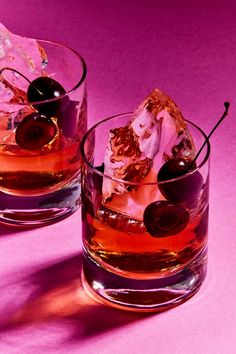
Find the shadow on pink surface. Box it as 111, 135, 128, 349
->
0, 223, 30, 236
0, 254, 151, 341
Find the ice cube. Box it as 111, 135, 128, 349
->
0, 24, 48, 130
102, 89, 196, 202
0, 77, 27, 111
0, 23, 47, 91
103, 125, 152, 199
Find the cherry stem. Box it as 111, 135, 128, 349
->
0, 66, 45, 98
191, 102, 230, 167
0, 67, 31, 84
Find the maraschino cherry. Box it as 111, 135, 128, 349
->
157, 157, 203, 205
157, 102, 230, 205
27, 76, 69, 114
143, 102, 230, 238
0, 67, 68, 150
15, 113, 57, 150
143, 201, 189, 237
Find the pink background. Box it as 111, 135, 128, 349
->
1, 0, 236, 353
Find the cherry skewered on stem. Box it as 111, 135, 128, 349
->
157, 102, 230, 205
0, 67, 69, 114
143, 102, 230, 238
157, 157, 203, 205
27, 76, 69, 115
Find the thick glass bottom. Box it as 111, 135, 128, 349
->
0, 179, 81, 227
81, 247, 207, 312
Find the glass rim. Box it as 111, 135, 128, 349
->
81, 112, 211, 186
0, 38, 87, 107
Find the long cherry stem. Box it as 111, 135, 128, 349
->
0, 66, 45, 97
191, 102, 230, 167
0, 67, 31, 84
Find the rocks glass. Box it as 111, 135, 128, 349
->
0, 40, 87, 226
81, 113, 210, 312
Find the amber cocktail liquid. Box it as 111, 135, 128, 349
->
0, 25, 87, 226
81, 92, 210, 312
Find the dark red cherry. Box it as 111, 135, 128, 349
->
143, 201, 189, 237
27, 77, 69, 114
157, 157, 204, 206
15, 113, 57, 150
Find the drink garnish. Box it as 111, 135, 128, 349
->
157, 102, 230, 205
0, 24, 68, 150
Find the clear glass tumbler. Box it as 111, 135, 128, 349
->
81, 113, 210, 312
0, 40, 87, 226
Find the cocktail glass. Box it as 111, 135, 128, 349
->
0, 40, 87, 226
80, 113, 210, 312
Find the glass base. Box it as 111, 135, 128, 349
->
0, 180, 81, 227
81, 247, 207, 312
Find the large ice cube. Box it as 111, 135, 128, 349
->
0, 24, 47, 127
102, 89, 196, 202
0, 23, 47, 92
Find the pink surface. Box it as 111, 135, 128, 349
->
0, 0, 236, 353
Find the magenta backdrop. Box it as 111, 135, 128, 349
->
0, 0, 236, 353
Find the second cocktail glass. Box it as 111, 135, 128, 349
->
81, 113, 210, 312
